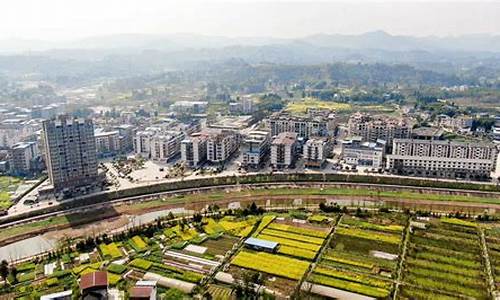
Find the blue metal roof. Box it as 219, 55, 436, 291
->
244, 237, 279, 249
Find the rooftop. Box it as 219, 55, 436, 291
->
80, 271, 108, 291
244, 237, 279, 249
272, 132, 298, 146
130, 286, 154, 299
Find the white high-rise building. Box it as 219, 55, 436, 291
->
42, 116, 99, 193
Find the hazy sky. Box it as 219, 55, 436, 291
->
1, 0, 500, 40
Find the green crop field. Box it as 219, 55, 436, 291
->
399, 218, 489, 299
0, 176, 23, 209
286, 99, 352, 113
308, 212, 405, 298
130, 235, 147, 251
99, 243, 122, 259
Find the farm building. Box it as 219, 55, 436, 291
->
130, 281, 157, 300
244, 237, 279, 253
143, 272, 196, 294
80, 271, 108, 300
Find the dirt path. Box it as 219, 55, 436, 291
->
392, 216, 412, 299
479, 228, 496, 297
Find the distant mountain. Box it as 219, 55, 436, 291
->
2, 31, 500, 54
1, 31, 500, 82
298, 31, 500, 53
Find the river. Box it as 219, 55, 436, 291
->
0, 207, 190, 262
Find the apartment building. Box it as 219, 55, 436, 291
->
150, 132, 185, 162
94, 130, 120, 157
271, 132, 298, 169
171, 101, 208, 116
42, 116, 99, 193
303, 137, 331, 168
9, 141, 41, 176
348, 112, 411, 145
134, 130, 155, 157
241, 130, 270, 168
267, 111, 335, 138
134, 127, 185, 162
386, 139, 498, 180
341, 137, 386, 168
0, 119, 41, 148
206, 130, 239, 163
181, 132, 209, 168
494, 117, 500, 144
115, 124, 136, 152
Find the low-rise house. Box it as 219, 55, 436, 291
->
80, 271, 108, 300
341, 137, 386, 168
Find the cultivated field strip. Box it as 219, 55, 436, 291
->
399, 218, 490, 300
306, 213, 407, 299
229, 214, 332, 295
484, 226, 500, 291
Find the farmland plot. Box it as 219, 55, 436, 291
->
229, 215, 332, 296
307, 213, 406, 299
484, 225, 500, 290
399, 218, 489, 300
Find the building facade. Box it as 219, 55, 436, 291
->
206, 130, 239, 163
348, 112, 411, 145
270, 132, 298, 169
341, 137, 386, 168
42, 116, 99, 193
267, 111, 335, 138
94, 130, 120, 157
386, 139, 498, 180
303, 137, 331, 168
241, 131, 270, 168
9, 141, 41, 176
150, 132, 185, 162
181, 132, 209, 168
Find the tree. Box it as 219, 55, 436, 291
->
203, 291, 213, 300
0, 260, 8, 282
10, 267, 18, 284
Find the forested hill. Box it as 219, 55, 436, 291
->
178, 61, 464, 91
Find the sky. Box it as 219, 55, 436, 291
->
1, 0, 500, 41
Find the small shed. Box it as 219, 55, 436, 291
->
130, 286, 156, 300
244, 238, 279, 253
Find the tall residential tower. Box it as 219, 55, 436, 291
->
42, 116, 99, 194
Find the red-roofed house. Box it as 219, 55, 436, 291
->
80, 271, 108, 300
